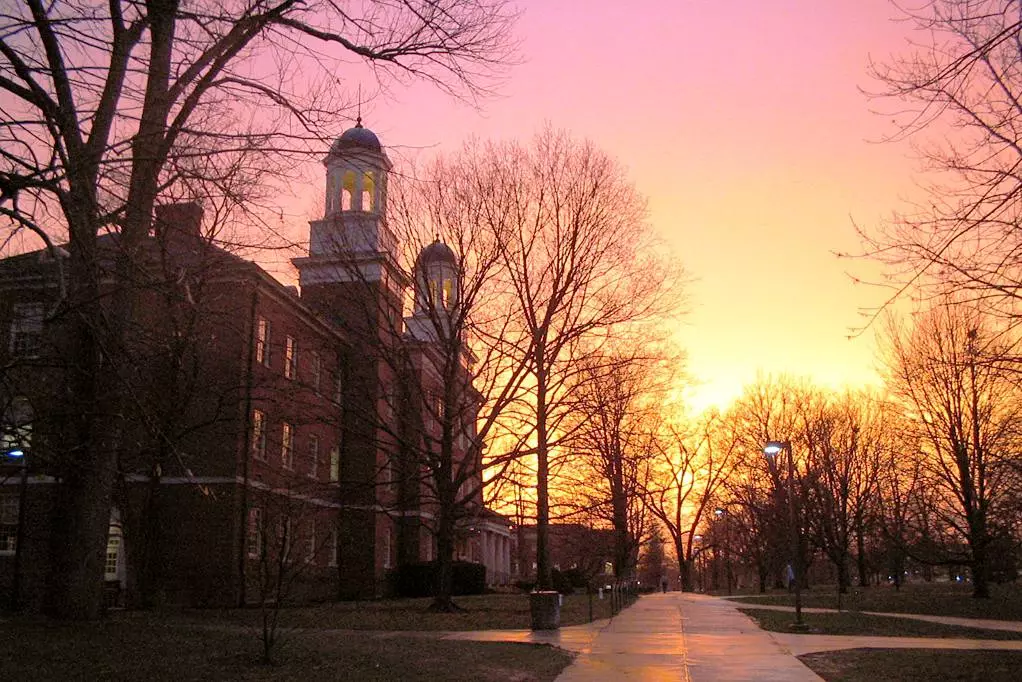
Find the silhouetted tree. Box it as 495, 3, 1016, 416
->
646, 411, 744, 592
860, 1, 1022, 323
559, 351, 673, 579
882, 301, 1022, 597
485, 128, 682, 590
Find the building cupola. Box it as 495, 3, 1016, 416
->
414, 239, 458, 315
323, 118, 391, 218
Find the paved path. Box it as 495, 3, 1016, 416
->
773, 632, 1022, 656
448, 592, 1022, 680
724, 600, 1022, 633
449, 592, 824, 681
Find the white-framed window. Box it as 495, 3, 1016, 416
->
0, 496, 19, 555
381, 387, 395, 424
328, 529, 338, 567
306, 519, 316, 564
284, 336, 297, 380
8, 302, 43, 357
311, 352, 322, 394
308, 434, 319, 479
333, 371, 343, 406
256, 317, 270, 367
251, 409, 267, 461
247, 507, 262, 558
105, 534, 121, 579
281, 422, 294, 469
280, 516, 293, 563
329, 447, 339, 483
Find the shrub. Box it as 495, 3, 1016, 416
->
390, 561, 487, 597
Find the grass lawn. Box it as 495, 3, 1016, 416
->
800, 648, 1022, 682
725, 582, 1022, 621
161, 592, 622, 632
0, 617, 573, 681
738, 607, 1022, 639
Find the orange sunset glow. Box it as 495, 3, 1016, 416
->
264, 0, 924, 413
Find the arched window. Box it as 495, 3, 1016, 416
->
442, 278, 455, 307
362, 171, 375, 212
341, 170, 356, 211
429, 278, 442, 308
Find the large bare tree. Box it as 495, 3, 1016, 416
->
558, 350, 672, 580
0, 0, 515, 619
483, 128, 682, 591
357, 145, 532, 611
882, 300, 1022, 597
645, 410, 744, 592
802, 390, 887, 598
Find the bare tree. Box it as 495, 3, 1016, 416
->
0, 0, 516, 620
558, 350, 672, 579
802, 390, 887, 600
377, 145, 533, 611
726, 376, 814, 591
645, 411, 744, 592
858, 1, 1022, 324
485, 128, 683, 591
882, 300, 1022, 597
876, 418, 928, 589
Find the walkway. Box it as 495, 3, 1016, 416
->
449, 592, 824, 681
722, 600, 1022, 633
448, 592, 1022, 680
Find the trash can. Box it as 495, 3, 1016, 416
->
530, 590, 561, 630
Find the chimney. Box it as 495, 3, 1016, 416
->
154, 202, 204, 251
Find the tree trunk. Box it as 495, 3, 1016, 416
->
969, 515, 991, 599
855, 517, 869, 587
534, 351, 552, 591
431, 510, 458, 611
678, 558, 695, 592
46, 208, 113, 620
836, 554, 850, 595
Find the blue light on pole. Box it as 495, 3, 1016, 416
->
6, 449, 25, 458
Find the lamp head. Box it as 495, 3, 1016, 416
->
763, 441, 787, 456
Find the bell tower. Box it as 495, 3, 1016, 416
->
295, 119, 400, 290
292, 121, 405, 599
405, 239, 459, 342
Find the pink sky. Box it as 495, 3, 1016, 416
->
285, 0, 926, 411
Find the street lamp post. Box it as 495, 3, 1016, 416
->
764, 440, 806, 631
2, 448, 27, 611
715, 507, 733, 596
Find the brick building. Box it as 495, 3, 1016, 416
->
0, 123, 512, 609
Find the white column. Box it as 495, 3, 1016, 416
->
485, 532, 494, 582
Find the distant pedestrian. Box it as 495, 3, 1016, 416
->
661, 576, 668, 593
785, 563, 795, 592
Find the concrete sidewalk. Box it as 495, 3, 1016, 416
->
448, 592, 823, 681
724, 600, 1022, 633
445, 593, 1022, 680
773, 632, 1022, 656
